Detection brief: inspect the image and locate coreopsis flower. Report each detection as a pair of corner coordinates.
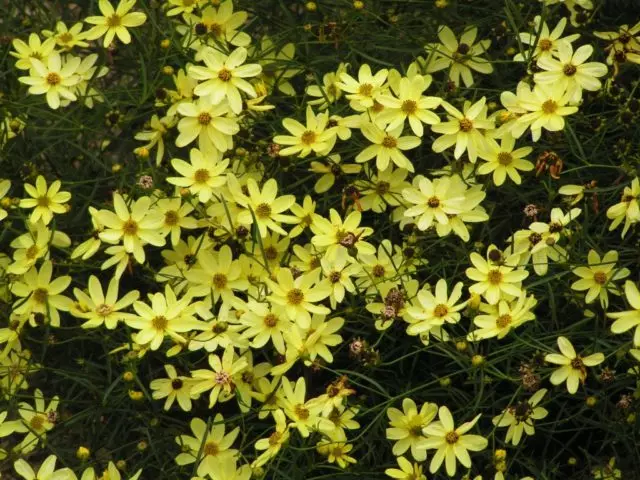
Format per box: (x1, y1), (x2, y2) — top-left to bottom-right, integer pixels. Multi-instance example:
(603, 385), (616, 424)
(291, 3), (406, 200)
(11, 261), (72, 327)
(191, 347), (248, 407)
(71, 274), (139, 329)
(42, 21), (89, 50)
(477, 135), (534, 186)
(154, 197), (198, 246)
(540, 0), (593, 26)
(81, 462), (142, 480)
(288, 195), (318, 237)
(431, 97), (493, 163)
(318, 249), (360, 308)
(165, 0), (205, 16)
(545, 336), (604, 394)
(273, 106), (337, 158)
(571, 250), (629, 308)
(174, 415), (239, 477)
(311, 209), (375, 260)
(176, 97), (239, 152)
(535, 43), (608, 102)
(150, 364), (199, 411)
(594, 23), (640, 66)
(355, 166), (410, 213)
(492, 389), (549, 446)
(513, 16), (580, 62)
(18, 175), (71, 225)
(10, 33), (56, 70)
(386, 399), (438, 461)
(309, 154), (362, 193)
(317, 432), (357, 469)
(515, 83), (578, 141)
(606, 177), (640, 237)
(466, 246), (529, 305)
(8, 221), (70, 275)
(608, 281), (640, 346)
(0, 351), (39, 396)
(181, 1), (251, 52)
(185, 244), (248, 303)
(385, 456), (427, 480)
(13, 389), (59, 453)
(253, 409), (290, 467)
(0, 179), (10, 221)
(256, 36), (298, 96)
(401, 175), (468, 231)
(355, 239), (405, 293)
(422, 406), (488, 477)
(239, 301), (291, 354)
(94, 193), (165, 263)
(592, 457), (623, 480)
(134, 114), (177, 166)
(69, 53), (109, 108)
(306, 62), (348, 109)
(279, 377), (328, 437)
(188, 47), (261, 114)
(467, 292), (537, 341)
(405, 280), (466, 337)
(85, 0), (148, 48)
(424, 26), (493, 87)
(13, 455), (73, 480)
(168, 148), (229, 203)
(266, 268), (330, 328)
(19, 50), (81, 110)
(376, 75), (441, 136)
(337, 64), (389, 111)
(356, 123), (421, 172)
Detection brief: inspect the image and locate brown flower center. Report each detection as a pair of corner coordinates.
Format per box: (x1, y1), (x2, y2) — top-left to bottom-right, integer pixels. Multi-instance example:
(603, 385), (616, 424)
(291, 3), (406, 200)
(372, 264), (385, 277)
(26, 245), (39, 259)
(287, 288), (304, 305)
(329, 271), (341, 283)
(58, 32), (73, 43)
(593, 271), (607, 285)
(457, 43), (470, 55)
(256, 203), (272, 218)
(212, 273), (228, 289)
(401, 100), (418, 114)
(496, 314), (512, 329)
(164, 210), (179, 226)
(459, 118), (473, 132)
(301, 130), (316, 145)
(203, 441), (219, 456)
(542, 100), (558, 114)
(106, 14), (121, 27)
(171, 378), (183, 389)
(294, 404), (310, 420)
(563, 64), (577, 76)
(382, 135), (397, 148)
(358, 83), (373, 96)
(434, 304), (449, 318)
(194, 168), (210, 184)
(427, 196), (440, 208)
(214, 371), (231, 385)
(30, 415), (45, 430)
(122, 219), (139, 236)
(264, 313), (278, 327)
(152, 315), (168, 330)
(445, 431), (459, 444)
(217, 68), (232, 81)
(96, 304), (113, 316)
(487, 269), (503, 285)
(46, 72), (61, 85)
(539, 38), (553, 51)
(571, 357), (585, 369)
(33, 288), (48, 304)
(198, 112), (212, 125)
(498, 152), (513, 165)
(37, 196), (51, 207)
(268, 431), (282, 445)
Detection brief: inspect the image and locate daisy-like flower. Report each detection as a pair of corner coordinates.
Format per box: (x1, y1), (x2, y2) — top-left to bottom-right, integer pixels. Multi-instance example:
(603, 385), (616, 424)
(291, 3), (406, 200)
(81, 462), (142, 480)
(337, 64), (389, 111)
(185, 244), (248, 303)
(289, 195), (318, 238)
(13, 389), (59, 453)
(18, 175), (71, 226)
(150, 364), (199, 411)
(176, 97), (239, 152)
(165, 0), (205, 16)
(253, 410), (291, 467)
(255, 36), (299, 96)
(594, 22), (640, 66)
(69, 53), (109, 109)
(385, 456), (426, 480)
(571, 250), (629, 309)
(229, 177), (296, 238)
(545, 336), (604, 394)
(71, 274), (139, 329)
(405, 280), (466, 337)
(608, 281), (640, 346)
(401, 175), (468, 231)
(424, 26), (493, 87)
(376, 75), (441, 136)
(134, 114), (177, 166)
(126, 285), (204, 350)
(266, 268), (331, 329)
(13, 455), (73, 480)
(467, 292), (537, 341)
(0, 179), (10, 221)
(273, 106), (337, 158)
(356, 166), (410, 213)
(279, 377), (328, 437)
(466, 246), (529, 305)
(319, 248), (360, 309)
(154, 197), (198, 247)
(311, 208), (375, 260)
(188, 47), (262, 114)
(514, 16), (580, 62)
(181, 1), (251, 52)
(190, 347), (248, 408)
(8, 221), (71, 275)
(239, 301), (291, 354)
(85, 0), (148, 48)
(421, 406), (488, 477)
(431, 97), (493, 163)
(477, 134), (534, 186)
(42, 21), (89, 50)
(18, 50), (81, 110)
(317, 432), (357, 469)
(11, 261), (72, 327)
(174, 415), (239, 478)
(94, 193), (165, 263)
(606, 177), (640, 237)
(309, 154), (361, 194)
(306, 62), (348, 109)
(541, 0), (593, 27)
(515, 83), (578, 141)
(356, 123), (421, 172)
(10, 33), (56, 70)
(386, 398), (438, 461)
(535, 43), (608, 102)
(492, 389), (549, 446)
(168, 148), (229, 203)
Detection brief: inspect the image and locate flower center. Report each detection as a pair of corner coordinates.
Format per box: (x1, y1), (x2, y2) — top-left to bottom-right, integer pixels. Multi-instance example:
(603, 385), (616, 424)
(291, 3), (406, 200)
(33, 288), (48, 304)
(194, 168), (210, 184)
(212, 273), (228, 289)
(434, 304), (449, 317)
(171, 378), (183, 389)
(498, 152), (513, 165)
(301, 130), (317, 145)
(427, 196), (440, 208)
(542, 100), (558, 114)
(214, 371), (231, 385)
(256, 203), (272, 218)
(217, 68), (232, 81)
(30, 415), (45, 430)
(209, 23), (222, 36)
(382, 135), (397, 148)
(58, 32), (73, 43)
(203, 441), (219, 456)
(26, 245), (39, 259)
(46, 72), (61, 85)
(37, 195), (51, 207)
(329, 271), (341, 283)
(496, 314), (512, 329)
(268, 431), (282, 445)
(375, 181), (390, 195)
(593, 271), (607, 285)
(287, 288), (304, 305)
(571, 357), (585, 369)
(152, 315), (168, 331)
(529, 232), (542, 245)
(514, 401), (532, 421)
(265, 246), (278, 260)
(122, 219), (139, 236)
(401, 99), (418, 114)
(563, 64), (577, 76)
(409, 424), (423, 437)
(457, 43), (470, 55)
(487, 269), (503, 285)
(107, 14), (121, 27)
(445, 431), (459, 444)
(294, 404), (310, 420)
(164, 210), (179, 226)
(264, 313), (278, 327)
(212, 321), (228, 334)
(372, 264), (385, 277)
(96, 304), (113, 316)
(197, 112), (212, 125)
(358, 83), (373, 96)
(459, 118), (473, 132)
(539, 38), (553, 51)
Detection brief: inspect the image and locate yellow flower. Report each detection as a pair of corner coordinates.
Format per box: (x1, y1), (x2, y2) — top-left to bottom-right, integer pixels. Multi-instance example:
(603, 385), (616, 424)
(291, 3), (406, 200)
(185, 244), (248, 303)
(386, 398), (438, 461)
(154, 197), (198, 247)
(355, 166), (410, 213)
(545, 336), (604, 394)
(190, 346), (248, 408)
(239, 301), (291, 354)
(150, 364), (199, 411)
(425, 26), (493, 87)
(42, 21), (89, 50)
(311, 209), (375, 260)
(477, 135), (534, 186)
(317, 432), (357, 468)
(8, 221), (70, 275)
(188, 46), (262, 114)
(273, 106), (337, 158)
(467, 292), (537, 341)
(306, 62), (348, 109)
(401, 175), (468, 231)
(466, 246), (529, 305)
(594, 22), (640, 65)
(514, 16), (580, 62)
(309, 154), (361, 194)
(168, 148), (229, 203)
(492, 388), (548, 445)
(19, 50), (81, 110)
(10, 33), (56, 70)
(608, 280), (640, 346)
(406, 279), (466, 336)
(165, 0), (206, 16)
(13, 389), (59, 453)
(421, 406), (487, 477)
(71, 274), (139, 329)
(288, 195), (318, 237)
(385, 456), (426, 480)
(18, 175), (71, 225)
(356, 123), (421, 172)
(176, 96), (239, 152)
(336, 63), (389, 111)
(255, 36), (299, 96)
(180, 1), (251, 51)
(13, 455), (74, 480)
(94, 193), (165, 263)
(134, 114), (176, 166)
(571, 250), (629, 308)
(85, 0), (147, 48)
(606, 177), (640, 237)
(318, 248), (360, 309)
(11, 261), (72, 327)
(516, 83), (578, 141)
(253, 409), (290, 467)
(280, 377), (328, 437)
